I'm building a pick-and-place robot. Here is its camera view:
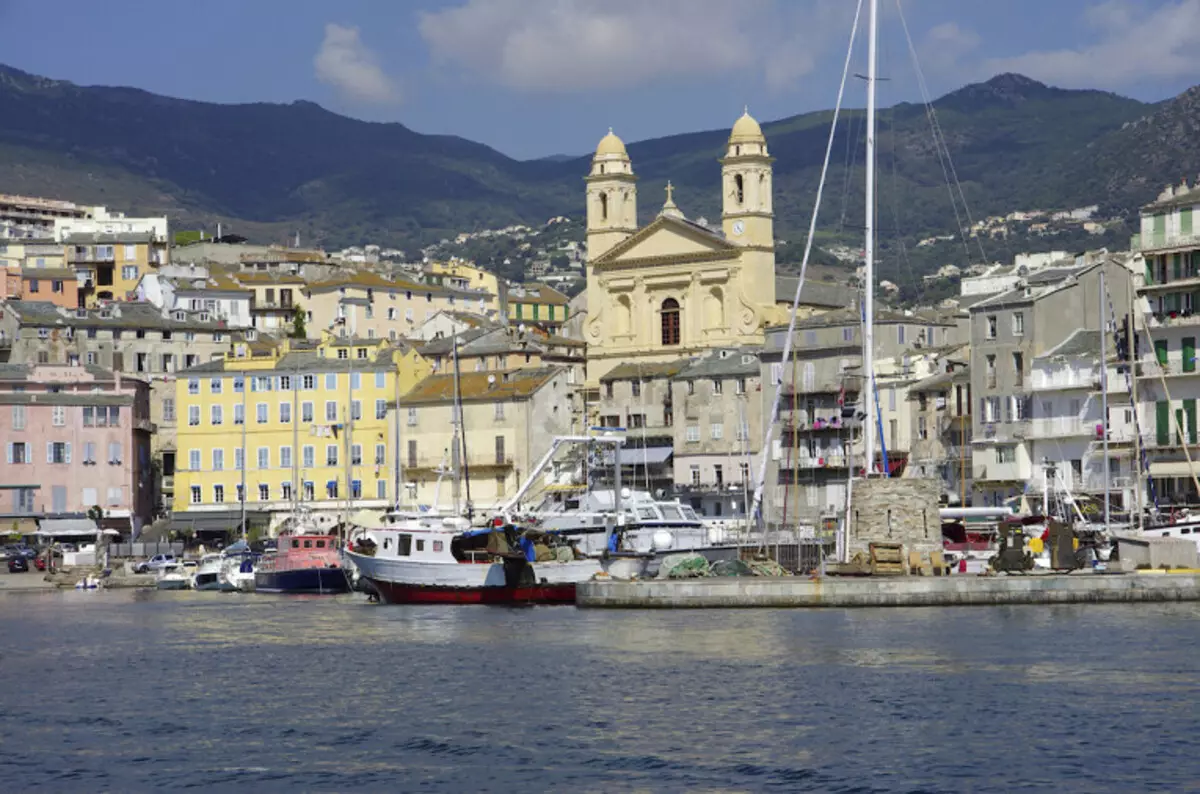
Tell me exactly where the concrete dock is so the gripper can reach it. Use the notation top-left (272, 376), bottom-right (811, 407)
top-left (577, 572), bottom-right (1200, 609)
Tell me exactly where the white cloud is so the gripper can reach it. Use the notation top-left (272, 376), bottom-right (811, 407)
top-left (314, 23), bottom-right (399, 104)
top-left (983, 0), bottom-right (1200, 87)
top-left (417, 0), bottom-right (852, 93)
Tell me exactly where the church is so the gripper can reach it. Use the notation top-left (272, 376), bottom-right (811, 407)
top-left (584, 111), bottom-right (785, 387)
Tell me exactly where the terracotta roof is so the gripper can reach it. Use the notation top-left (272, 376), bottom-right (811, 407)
top-left (507, 283), bottom-right (570, 306)
top-left (401, 367), bottom-right (561, 404)
top-left (234, 272), bottom-right (307, 285)
top-left (601, 359), bottom-right (690, 382)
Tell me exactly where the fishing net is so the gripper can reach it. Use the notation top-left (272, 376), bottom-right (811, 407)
top-left (710, 559), bottom-right (754, 577)
top-left (657, 553), bottom-right (710, 579)
top-left (746, 559), bottom-right (790, 577)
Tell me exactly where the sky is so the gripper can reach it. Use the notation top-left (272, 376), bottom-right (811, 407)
top-left (1, 0), bottom-right (1198, 160)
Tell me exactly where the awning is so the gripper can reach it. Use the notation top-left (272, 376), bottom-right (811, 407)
top-left (604, 446), bottom-right (673, 466)
top-left (1150, 461), bottom-right (1197, 477)
top-left (168, 511), bottom-right (272, 533)
top-left (38, 518), bottom-right (99, 536)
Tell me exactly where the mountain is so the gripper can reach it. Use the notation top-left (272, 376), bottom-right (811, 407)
top-left (0, 64), bottom-right (1193, 276)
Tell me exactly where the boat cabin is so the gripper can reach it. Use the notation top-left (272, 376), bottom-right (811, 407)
top-left (260, 533), bottom-right (341, 572)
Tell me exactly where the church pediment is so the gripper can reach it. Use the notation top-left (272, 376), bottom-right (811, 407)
top-left (592, 216), bottom-right (736, 268)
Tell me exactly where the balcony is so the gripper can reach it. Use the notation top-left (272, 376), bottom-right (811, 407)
top-left (404, 456), bottom-right (515, 475)
top-left (67, 251), bottom-right (116, 264)
top-left (977, 423), bottom-right (1029, 443)
top-left (1030, 373), bottom-right (1100, 392)
top-left (1137, 231), bottom-right (1200, 254)
top-left (1137, 360), bottom-right (1199, 380)
top-left (1028, 418), bottom-right (1099, 439)
top-left (1143, 309), bottom-right (1200, 329)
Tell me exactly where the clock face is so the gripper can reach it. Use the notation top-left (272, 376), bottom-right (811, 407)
top-left (732, 220), bottom-right (745, 236)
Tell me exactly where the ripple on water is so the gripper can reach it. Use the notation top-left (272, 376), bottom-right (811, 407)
top-left (2, 595), bottom-right (1200, 792)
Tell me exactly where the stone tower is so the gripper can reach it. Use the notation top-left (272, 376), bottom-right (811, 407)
top-left (721, 110), bottom-right (775, 308)
top-left (585, 129), bottom-right (638, 261)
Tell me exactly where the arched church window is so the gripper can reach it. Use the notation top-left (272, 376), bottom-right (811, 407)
top-left (735, 145), bottom-right (741, 156)
top-left (599, 164), bottom-right (605, 174)
top-left (600, 192), bottom-right (609, 221)
top-left (734, 174), bottom-right (744, 204)
top-left (661, 298), bottom-right (681, 346)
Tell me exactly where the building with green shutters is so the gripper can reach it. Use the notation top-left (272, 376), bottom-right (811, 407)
top-left (1133, 180), bottom-right (1200, 504)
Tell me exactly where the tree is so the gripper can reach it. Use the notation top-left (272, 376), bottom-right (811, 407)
top-left (290, 305), bottom-right (307, 339)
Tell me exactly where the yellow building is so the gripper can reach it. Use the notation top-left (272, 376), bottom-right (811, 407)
top-left (504, 282), bottom-right (571, 330)
top-left (65, 231), bottom-right (169, 306)
top-left (172, 333), bottom-right (431, 533)
top-left (583, 113), bottom-right (783, 387)
top-left (396, 367), bottom-right (575, 512)
top-left (426, 261), bottom-right (501, 314)
top-left (304, 271), bottom-right (495, 341)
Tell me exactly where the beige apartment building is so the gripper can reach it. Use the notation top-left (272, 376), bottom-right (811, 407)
top-left (395, 367), bottom-right (574, 513)
top-left (305, 272), bottom-right (495, 341)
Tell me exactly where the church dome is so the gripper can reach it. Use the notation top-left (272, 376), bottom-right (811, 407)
top-left (729, 109), bottom-right (765, 143)
top-left (595, 128), bottom-right (628, 158)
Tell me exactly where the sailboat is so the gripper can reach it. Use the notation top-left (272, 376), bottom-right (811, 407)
top-left (749, 0), bottom-right (882, 563)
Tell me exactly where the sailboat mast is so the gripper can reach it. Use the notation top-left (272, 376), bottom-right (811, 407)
top-left (1100, 271), bottom-right (1110, 532)
top-left (862, 0), bottom-right (878, 476)
top-left (452, 335), bottom-right (472, 517)
top-left (450, 336), bottom-right (463, 516)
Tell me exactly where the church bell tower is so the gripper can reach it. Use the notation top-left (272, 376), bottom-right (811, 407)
top-left (586, 129), bottom-right (638, 261)
top-left (721, 109), bottom-right (774, 250)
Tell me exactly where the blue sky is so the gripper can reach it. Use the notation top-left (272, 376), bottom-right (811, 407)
top-left (1, 0), bottom-right (1197, 160)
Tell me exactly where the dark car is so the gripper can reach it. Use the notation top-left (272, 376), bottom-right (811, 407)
top-left (8, 556), bottom-right (29, 573)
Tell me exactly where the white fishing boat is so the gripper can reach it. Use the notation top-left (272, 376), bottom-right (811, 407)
top-left (346, 518), bottom-right (600, 604)
top-left (156, 561), bottom-right (192, 591)
top-left (192, 553), bottom-right (223, 591)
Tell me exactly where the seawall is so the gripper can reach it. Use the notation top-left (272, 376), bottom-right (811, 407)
top-left (576, 573), bottom-right (1200, 609)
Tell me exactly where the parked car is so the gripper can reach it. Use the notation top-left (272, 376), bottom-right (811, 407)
top-left (134, 554), bottom-right (178, 574)
top-left (2, 545), bottom-right (34, 561)
top-left (8, 557), bottom-right (29, 573)
top-left (33, 557), bottom-right (46, 571)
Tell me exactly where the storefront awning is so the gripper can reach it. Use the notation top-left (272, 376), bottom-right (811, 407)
top-left (38, 518), bottom-right (99, 536)
top-left (1149, 461), bottom-right (1197, 477)
top-left (168, 511), bottom-right (272, 533)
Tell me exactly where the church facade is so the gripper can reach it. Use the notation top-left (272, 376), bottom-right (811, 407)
top-left (584, 112), bottom-right (784, 388)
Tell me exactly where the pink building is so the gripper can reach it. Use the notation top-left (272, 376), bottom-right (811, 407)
top-left (0, 364), bottom-right (153, 534)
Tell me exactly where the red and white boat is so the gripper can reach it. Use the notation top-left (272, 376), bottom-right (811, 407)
top-left (344, 516), bottom-right (602, 604)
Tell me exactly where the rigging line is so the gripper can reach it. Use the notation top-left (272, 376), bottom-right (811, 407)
top-left (837, 110), bottom-right (864, 235)
top-left (885, 92), bottom-right (924, 305)
top-left (751, 0), bottom-right (864, 528)
top-left (894, 0), bottom-right (988, 268)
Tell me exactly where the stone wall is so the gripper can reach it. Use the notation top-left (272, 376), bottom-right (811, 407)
top-left (847, 477), bottom-right (942, 558)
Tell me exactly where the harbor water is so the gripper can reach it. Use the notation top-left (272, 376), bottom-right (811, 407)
top-left (2, 592), bottom-right (1199, 792)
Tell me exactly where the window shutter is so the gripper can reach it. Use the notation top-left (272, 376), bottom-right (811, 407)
top-left (6, 444), bottom-right (12, 464)
top-left (65, 443), bottom-right (72, 464)
top-left (47, 442), bottom-right (53, 463)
